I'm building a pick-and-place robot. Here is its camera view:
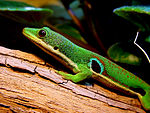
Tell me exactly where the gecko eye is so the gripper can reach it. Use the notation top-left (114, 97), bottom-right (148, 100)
top-left (39, 30), bottom-right (46, 37)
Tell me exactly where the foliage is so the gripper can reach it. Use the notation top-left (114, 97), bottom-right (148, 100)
top-left (107, 43), bottom-right (142, 65)
top-left (114, 6), bottom-right (150, 32)
top-left (0, 0), bottom-right (150, 77)
top-left (0, 0), bottom-right (52, 26)
top-left (113, 1), bottom-right (150, 67)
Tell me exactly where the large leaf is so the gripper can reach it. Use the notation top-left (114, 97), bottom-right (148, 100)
top-left (0, 0), bottom-right (53, 26)
top-left (114, 6), bottom-right (150, 31)
top-left (107, 43), bottom-right (142, 65)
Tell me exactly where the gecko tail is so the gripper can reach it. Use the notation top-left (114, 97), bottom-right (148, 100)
top-left (139, 88), bottom-right (150, 111)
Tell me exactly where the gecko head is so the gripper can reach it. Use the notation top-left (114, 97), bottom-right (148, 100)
top-left (23, 27), bottom-right (50, 43)
top-left (22, 27), bottom-right (61, 51)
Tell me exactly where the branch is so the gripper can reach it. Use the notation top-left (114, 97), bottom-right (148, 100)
top-left (0, 46), bottom-right (145, 113)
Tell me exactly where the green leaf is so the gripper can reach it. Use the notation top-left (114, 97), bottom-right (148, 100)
top-left (0, 0), bottom-right (53, 26)
top-left (55, 24), bottom-right (87, 44)
top-left (145, 35), bottom-right (150, 43)
top-left (114, 6), bottom-right (150, 31)
top-left (107, 43), bottom-right (142, 65)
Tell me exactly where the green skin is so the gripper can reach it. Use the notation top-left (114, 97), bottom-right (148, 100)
top-left (23, 27), bottom-right (150, 110)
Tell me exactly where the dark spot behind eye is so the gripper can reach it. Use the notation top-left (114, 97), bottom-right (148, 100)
top-left (91, 60), bottom-right (101, 73)
top-left (39, 30), bottom-right (46, 37)
top-left (54, 46), bottom-right (58, 50)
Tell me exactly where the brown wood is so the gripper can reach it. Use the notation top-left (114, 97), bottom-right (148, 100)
top-left (0, 46), bottom-right (146, 113)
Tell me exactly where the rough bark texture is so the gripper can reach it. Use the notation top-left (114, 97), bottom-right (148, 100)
top-left (0, 46), bottom-right (146, 113)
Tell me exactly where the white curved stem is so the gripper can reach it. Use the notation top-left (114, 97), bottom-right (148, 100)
top-left (134, 32), bottom-right (150, 63)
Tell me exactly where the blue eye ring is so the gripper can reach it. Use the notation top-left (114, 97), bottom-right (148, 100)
top-left (88, 58), bottom-right (104, 74)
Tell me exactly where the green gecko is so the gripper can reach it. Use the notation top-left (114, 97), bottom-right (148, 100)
top-left (22, 27), bottom-right (150, 110)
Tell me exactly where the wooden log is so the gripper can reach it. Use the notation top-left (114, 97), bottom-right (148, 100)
top-left (0, 46), bottom-right (146, 113)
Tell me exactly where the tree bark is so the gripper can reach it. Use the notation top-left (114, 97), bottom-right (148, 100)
top-left (0, 46), bottom-right (146, 113)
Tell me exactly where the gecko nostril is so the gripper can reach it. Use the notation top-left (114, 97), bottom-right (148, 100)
top-left (54, 46), bottom-right (59, 50)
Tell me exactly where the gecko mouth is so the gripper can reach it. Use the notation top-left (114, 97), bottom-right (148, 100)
top-left (23, 28), bottom-right (39, 42)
